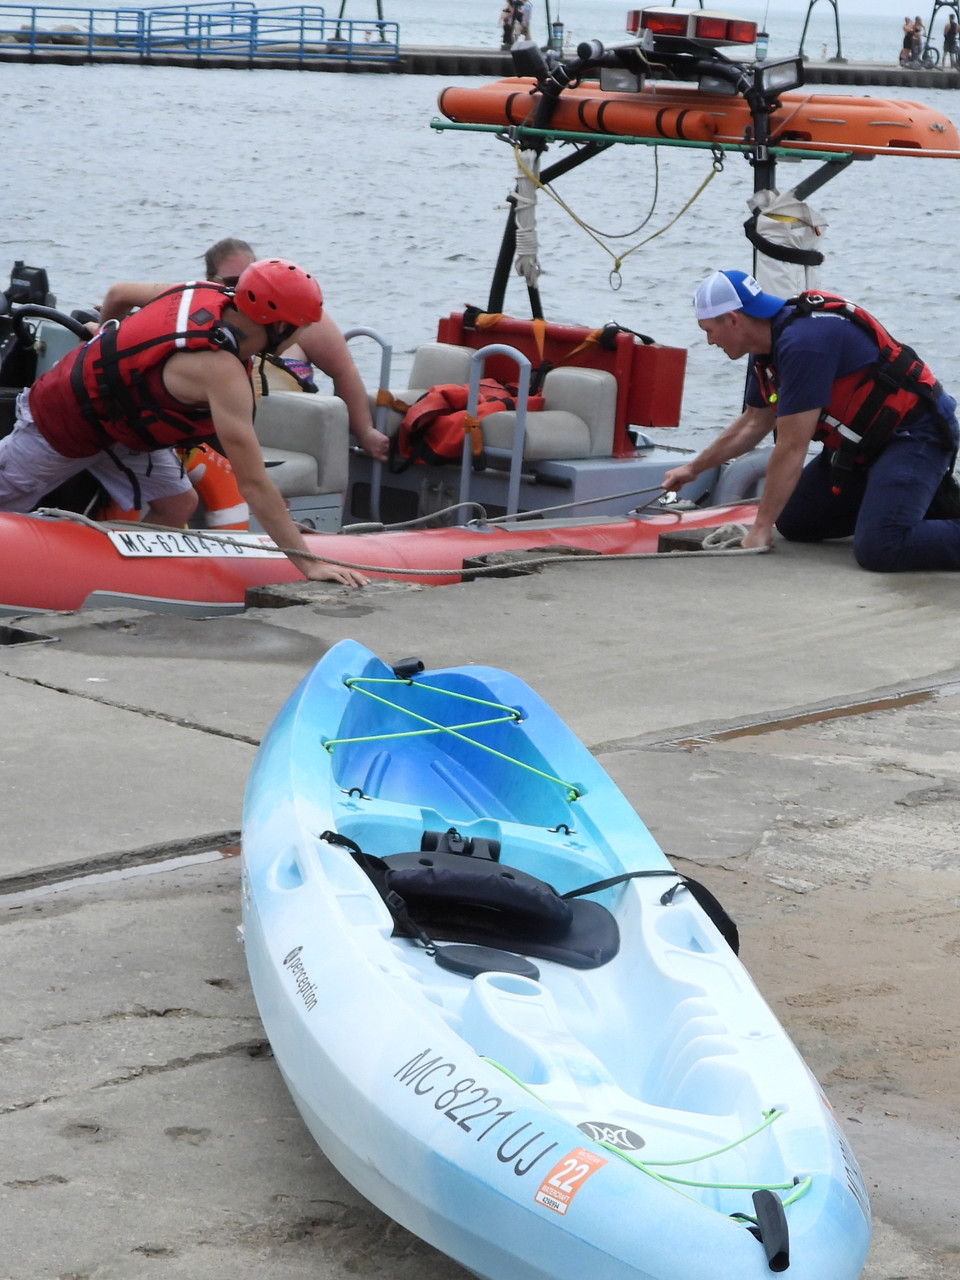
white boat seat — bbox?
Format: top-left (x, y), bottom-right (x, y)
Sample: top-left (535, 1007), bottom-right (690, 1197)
top-left (374, 342), bottom-right (478, 436)
top-left (409, 341), bottom-right (476, 389)
top-left (482, 367), bottom-right (618, 460)
top-left (375, 353), bottom-right (618, 462)
top-left (259, 449), bottom-right (319, 496)
top-left (253, 391), bottom-right (349, 496)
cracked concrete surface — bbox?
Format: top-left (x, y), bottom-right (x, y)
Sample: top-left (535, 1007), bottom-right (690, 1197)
top-left (0, 860), bottom-right (467, 1280)
top-left (1, 545), bottom-right (959, 1278)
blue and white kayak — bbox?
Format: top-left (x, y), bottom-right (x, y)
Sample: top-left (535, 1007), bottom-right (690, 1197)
top-left (241, 639), bottom-right (871, 1280)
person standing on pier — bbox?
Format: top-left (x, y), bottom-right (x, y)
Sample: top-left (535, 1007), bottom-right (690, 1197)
top-left (661, 270), bottom-right (960, 572)
top-left (944, 12), bottom-right (960, 67)
top-left (912, 14), bottom-right (926, 56)
top-left (900, 15), bottom-right (915, 62)
top-left (500, 0), bottom-right (518, 48)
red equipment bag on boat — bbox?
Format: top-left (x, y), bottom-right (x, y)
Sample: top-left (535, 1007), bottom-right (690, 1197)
top-left (389, 378), bottom-right (544, 473)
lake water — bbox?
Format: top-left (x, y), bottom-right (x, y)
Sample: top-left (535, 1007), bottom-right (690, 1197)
top-left (2, 6), bottom-right (959, 447)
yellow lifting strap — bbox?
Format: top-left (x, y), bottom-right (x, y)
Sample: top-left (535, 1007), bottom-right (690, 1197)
top-left (464, 312), bottom-right (601, 372)
top-left (376, 388), bottom-right (411, 414)
top-left (463, 413), bottom-right (485, 457)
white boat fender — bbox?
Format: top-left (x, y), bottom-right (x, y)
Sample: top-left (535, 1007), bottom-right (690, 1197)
top-left (711, 446), bottom-right (772, 505)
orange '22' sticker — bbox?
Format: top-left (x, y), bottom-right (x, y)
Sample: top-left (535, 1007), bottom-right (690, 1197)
top-left (534, 1147), bottom-right (608, 1215)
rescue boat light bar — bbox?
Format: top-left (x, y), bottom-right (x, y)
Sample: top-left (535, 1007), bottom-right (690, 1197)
top-left (627, 7), bottom-right (758, 47)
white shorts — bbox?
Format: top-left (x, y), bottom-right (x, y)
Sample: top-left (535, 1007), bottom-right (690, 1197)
top-left (0, 390), bottom-right (194, 511)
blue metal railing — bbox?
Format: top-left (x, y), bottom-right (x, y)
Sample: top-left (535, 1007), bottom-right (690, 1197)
top-left (0, 6), bottom-right (147, 53)
top-left (143, 1), bottom-right (260, 52)
top-left (0, 2), bottom-right (400, 60)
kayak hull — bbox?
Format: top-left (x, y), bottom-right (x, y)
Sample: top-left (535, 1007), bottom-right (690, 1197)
top-left (241, 640), bottom-right (871, 1280)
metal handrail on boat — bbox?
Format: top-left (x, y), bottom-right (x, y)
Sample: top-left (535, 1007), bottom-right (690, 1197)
top-left (460, 345), bottom-right (532, 519)
top-left (344, 326), bottom-right (394, 524)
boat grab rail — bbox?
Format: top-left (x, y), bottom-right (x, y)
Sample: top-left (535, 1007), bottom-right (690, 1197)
top-left (339, 482), bottom-right (671, 535)
top-left (433, 118), bottom-right (960, 163)
top-left (432, 118), bottom-right (856, 163)
top-left (460, 344), bottom-right (531, 517)
top-left (343, 325), bottom-right (393, 524)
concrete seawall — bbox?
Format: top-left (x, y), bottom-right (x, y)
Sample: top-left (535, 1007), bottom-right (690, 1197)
top-left (1, 38), bottom-right (958, 86)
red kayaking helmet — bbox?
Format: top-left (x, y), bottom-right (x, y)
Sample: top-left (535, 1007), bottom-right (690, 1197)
top-left (232, 258), bottom-right (323, 328)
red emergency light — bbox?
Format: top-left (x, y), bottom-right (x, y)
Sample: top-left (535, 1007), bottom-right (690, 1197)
top-left (634, 8), bottom-right (688, 36)
top-left (725, 18), bottom-right (759, 42)
top-left (694, 16), bottom-right (728, 40)
top-left (626, 9), bottom-right (758, 45)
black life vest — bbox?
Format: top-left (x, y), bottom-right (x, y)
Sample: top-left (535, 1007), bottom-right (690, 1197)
top-left (752, 291), bottom-right (950, 478)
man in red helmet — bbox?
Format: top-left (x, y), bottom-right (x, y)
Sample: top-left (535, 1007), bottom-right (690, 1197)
top-left (0, 259), bottom-right (367, 587)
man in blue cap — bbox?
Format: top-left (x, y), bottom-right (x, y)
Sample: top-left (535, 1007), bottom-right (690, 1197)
top-left (662, 269), bottom-right (960, 570)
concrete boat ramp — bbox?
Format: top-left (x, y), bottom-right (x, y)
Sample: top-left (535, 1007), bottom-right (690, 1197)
top-left (1, 540), bottom-right (958, 1279)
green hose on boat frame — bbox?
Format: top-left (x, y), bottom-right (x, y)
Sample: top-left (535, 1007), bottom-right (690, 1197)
top-left (323, 675), bottom-right (583, 802)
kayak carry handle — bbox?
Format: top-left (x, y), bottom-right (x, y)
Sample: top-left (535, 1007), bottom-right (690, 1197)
top-left (391, 657), bottom-right (424, 680)
top-left (752, 1189), bottom-right (790, 1272)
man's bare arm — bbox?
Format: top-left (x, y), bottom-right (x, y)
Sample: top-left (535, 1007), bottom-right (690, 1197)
top-left (740, 408), bottom-right (820, 549)
top-left (96, 281), bottom-right (175, 325)
top-left (298, 313), bottom-right (389, 462)
top-left (164, 350), bottom-right (367, 586)
top-left (662, 403), bottom-right (777, 492)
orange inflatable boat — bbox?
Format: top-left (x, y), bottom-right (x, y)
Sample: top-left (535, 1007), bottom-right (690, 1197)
top-left (0, 505), bottom-right (757, 616)
top-left (438, 78), bottom-right (960, 157)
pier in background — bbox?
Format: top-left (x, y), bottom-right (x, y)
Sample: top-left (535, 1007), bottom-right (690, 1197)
top-left (0, 2), bottom-right (959, 84)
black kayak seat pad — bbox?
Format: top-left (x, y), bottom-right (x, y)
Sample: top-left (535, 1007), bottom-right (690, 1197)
top-left (382, 850), bottom-right (620, 970)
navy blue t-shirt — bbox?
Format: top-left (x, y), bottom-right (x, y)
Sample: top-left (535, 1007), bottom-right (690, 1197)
top-left (745, 306), bottom-right (880, 416)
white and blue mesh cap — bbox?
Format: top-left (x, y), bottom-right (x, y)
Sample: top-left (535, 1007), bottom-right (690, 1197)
top-left (694, 269), bottom-right (786, 320)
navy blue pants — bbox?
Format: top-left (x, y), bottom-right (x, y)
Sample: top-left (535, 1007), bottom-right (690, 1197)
top-left (776, 408), bottom-right (960, 572)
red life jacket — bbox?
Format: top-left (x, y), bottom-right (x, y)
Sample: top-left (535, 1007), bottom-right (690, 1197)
top-left (389, 378), bottom-right (545, 474)
top-left (752, 291), bottom-right (947, 472)
top-left (30, 283), bottom-right (246, 458)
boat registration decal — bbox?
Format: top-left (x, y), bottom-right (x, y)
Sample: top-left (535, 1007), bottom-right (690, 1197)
top-left (108, 529), bottom-right (279, 559)
top-left (535, 1147), bottom-right (608, 1215)
top-left (394, 1048), bottom-right (558, 1176)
